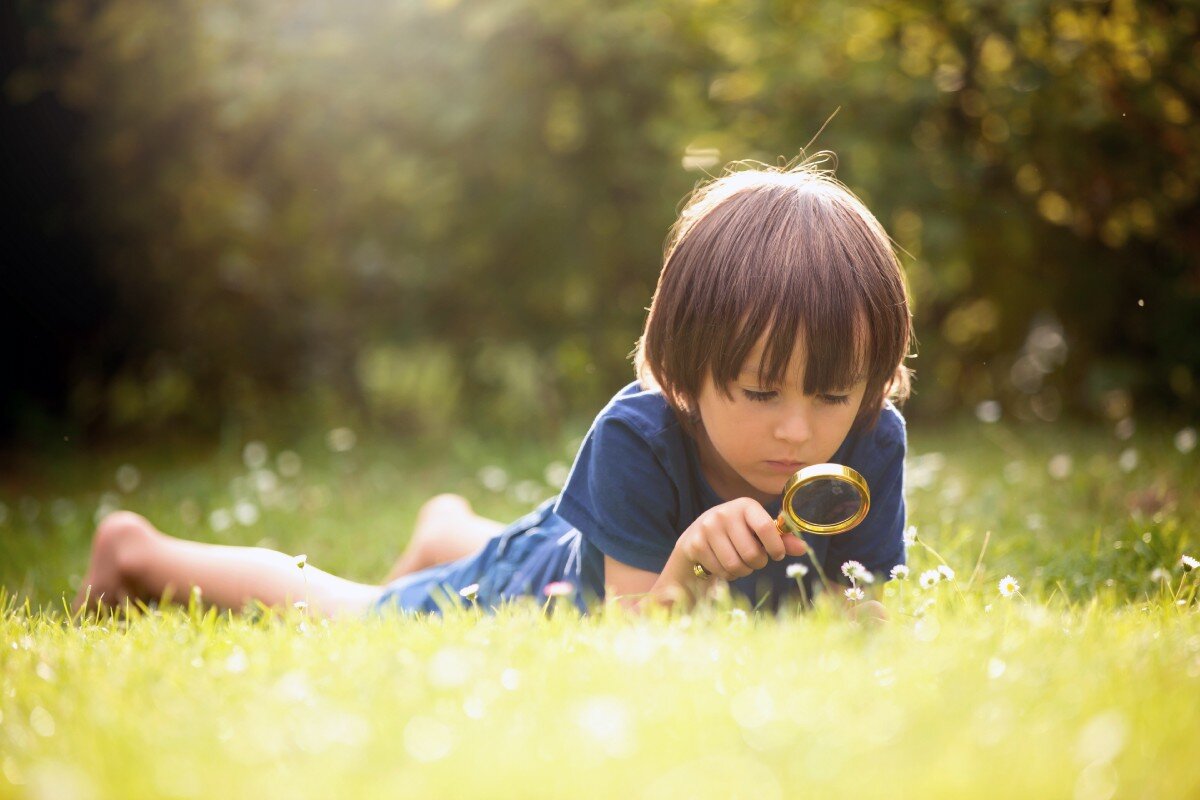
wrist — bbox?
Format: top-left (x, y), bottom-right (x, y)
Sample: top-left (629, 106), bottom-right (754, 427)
top-left (647, 547), bottom-right (701, 608)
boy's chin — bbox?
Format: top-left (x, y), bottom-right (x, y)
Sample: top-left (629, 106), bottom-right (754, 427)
top-left (744, 476), bottom-right (786, 501)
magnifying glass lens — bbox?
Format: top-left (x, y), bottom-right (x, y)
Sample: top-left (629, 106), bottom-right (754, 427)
top-left (777, 464), bottom-right (870, 535)
top-left (788, 478), bottom-right (863, 527)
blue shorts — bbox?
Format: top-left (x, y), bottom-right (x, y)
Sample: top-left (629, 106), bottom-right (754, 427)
top-left (369, 498), bottom-right (592, 617)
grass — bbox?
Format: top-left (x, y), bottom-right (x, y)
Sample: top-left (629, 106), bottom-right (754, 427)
top-left (1, 417), bottom-right (1198, 799)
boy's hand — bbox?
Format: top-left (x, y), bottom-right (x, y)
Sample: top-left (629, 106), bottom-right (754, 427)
top-left (847, 599), bottom-right (889, 624)
top-left (676, 497), bottom-right (808, 582)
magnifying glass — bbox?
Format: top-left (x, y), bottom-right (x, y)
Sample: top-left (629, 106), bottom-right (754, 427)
top-left (776, 463), bottom-right (870, 536)
top-left (693, 463), bottom-right (870, 579)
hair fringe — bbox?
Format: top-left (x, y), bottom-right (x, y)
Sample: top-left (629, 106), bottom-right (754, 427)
top-left (637, 150), bottom-right (916, 435)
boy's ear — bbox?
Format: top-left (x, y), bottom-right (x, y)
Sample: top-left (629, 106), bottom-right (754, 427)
top-left (663, 386), bottom-right (698, 420)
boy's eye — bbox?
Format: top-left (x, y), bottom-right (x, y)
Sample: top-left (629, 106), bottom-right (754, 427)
top-left (819, 394), bottom-right (851, 406)
top-left (741, 389), bottom-right (777, 403)
top-left (740, 388), bottom-right (852, 405)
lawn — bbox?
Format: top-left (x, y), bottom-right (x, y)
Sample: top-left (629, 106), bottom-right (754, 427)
top-left (1, 418), bottom-right (1198, 799)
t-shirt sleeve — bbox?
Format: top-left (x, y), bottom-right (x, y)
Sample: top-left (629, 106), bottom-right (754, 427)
top-left (821, 416), bottom-right (906, 582)
top-left (553, 415), bottom-right (680, 574)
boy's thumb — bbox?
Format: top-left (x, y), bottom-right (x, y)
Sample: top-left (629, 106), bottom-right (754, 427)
top-left (782, 535), bottom-right (808, 557)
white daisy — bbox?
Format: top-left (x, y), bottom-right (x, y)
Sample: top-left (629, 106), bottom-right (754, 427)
top-left (1150, 567), bottom-right (1171, 583)
top-left (786, 563), bottom-right (809, 579)
top-left (1182, 555), bottom-right (1199, 572)
top-left (919, 569), bottom-right (941, 589)
top-left (998, 575), bottom-right (1020, 597)
top-left (937, 564), bottom-right (956, 581)
top-left (844, 587), bottom-right (865, 601)
top-left (293, 554), bottom-right (307, 570)
top-left (459, 583), bottom-right (480, 601)
top-left (903, 526), bottom-right (918, 547)
top-left (889, 565), bottom-right (910, 580)
top-left (841, 560), bottom-right (869, 582)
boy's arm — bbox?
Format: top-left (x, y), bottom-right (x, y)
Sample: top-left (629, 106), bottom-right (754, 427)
top-left (605, 498), bottom-right (806, 612)
top-left (604, 552), bottom-right (704, 612)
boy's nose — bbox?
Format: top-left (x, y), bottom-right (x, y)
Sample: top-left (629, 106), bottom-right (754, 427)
top-left (773, 406), bottom-right (812, 445)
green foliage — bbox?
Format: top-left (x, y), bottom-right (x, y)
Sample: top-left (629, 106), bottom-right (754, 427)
top-left (25, 0), bottom-right (1200, 433)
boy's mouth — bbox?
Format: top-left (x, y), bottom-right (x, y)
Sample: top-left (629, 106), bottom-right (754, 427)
top-left (764, 460), bottom-right (807, 473)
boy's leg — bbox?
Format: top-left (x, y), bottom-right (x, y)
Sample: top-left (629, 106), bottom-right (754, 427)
top-left (382, 494), bottom-right (504, 583)
top-left (73, 511), bottom-right (382, 619)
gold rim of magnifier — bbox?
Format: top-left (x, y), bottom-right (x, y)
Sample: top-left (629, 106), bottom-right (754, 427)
top-left (777, 463), bottom-right (870, 535)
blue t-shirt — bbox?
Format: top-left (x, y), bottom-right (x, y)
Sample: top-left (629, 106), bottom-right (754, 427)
top-left (373, 381), bottom-right (906, 616)
top-left (555, 382), bottom-right (907, 610)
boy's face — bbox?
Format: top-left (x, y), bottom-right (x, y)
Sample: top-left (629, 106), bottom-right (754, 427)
top-left (693, 338), bottom-right (867, 505)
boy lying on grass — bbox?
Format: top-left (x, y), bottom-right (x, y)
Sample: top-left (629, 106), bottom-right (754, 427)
top-left (74, 156), bottom-right (912, 622)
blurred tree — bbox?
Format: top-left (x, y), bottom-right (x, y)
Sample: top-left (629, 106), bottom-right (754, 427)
top-left (7, 0), bottom-right (1197, 438)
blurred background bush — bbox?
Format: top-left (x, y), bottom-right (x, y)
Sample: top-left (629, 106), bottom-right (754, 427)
top-left (2, 0), bottom-right (1197, 445)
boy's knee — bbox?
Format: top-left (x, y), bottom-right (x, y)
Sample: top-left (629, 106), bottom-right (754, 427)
top-left (94, 511), bottom-right (157, 578)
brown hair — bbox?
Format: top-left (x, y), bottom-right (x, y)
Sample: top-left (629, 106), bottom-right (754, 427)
top-left (634, 154), bottom-right (914, 434)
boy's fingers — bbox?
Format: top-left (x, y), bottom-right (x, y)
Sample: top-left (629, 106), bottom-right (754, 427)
top-left (708, 534), bottom-right (745, 578)
top-left (743, 502), bottom-right (787, 561)
top-left (729, 523), bottom-right (771, 570)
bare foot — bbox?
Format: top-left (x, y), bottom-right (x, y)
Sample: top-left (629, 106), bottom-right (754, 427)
top-left (416, 493), bottom-right (473, 532)
top-left (72, 511), bottom-right (157, 616)
top-left (382, 494), bottom-right (473, 583)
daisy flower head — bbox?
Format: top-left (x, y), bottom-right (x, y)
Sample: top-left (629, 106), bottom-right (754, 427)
top-left (903, 526), bottom-right (918, 547)
top-left (786, 563), bottom-right (809, 579)
top-left (1182, 555), bottom-right (1199, 572)
top-left (1150, 567), bottom-right (1171, 583)
top-left (889, 565), bottom-right (910, 581)
top-left (844, 587), bottom-right (865, 602)
top-left (998, 575), bottom-right (1020, 597)
top-left (841, 560), bottom-right (869, 582)
top-left (919, 569), bottom-right (941, 589)
top-left (459, 583), bottom-right (480, 602)
top-left (293, 553), bottom-right (307, 570)
top-left (937, 564), bottom-right (956, 582)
